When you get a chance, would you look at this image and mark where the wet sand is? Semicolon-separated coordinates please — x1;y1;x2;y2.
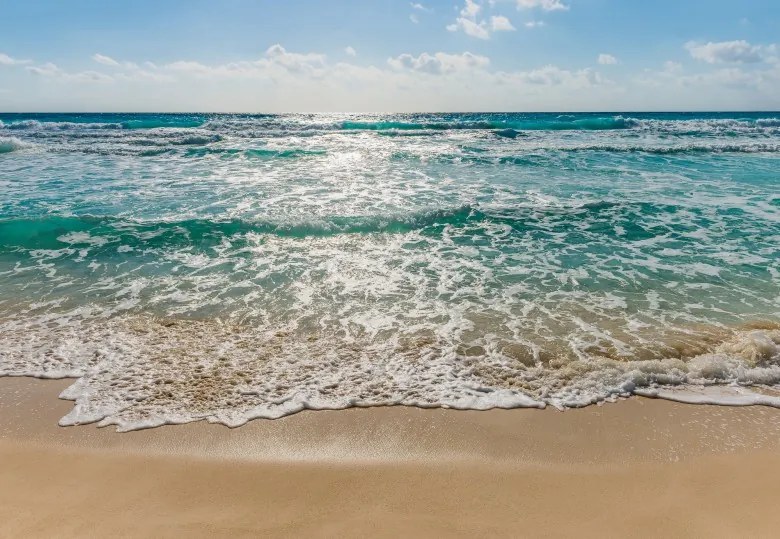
2;376;780;537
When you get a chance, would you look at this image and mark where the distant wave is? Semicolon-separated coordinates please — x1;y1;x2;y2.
183;147;327;158
1;120;121;130
4;114;780;136
4;113;780;159
0;201;692;251
0;118;205;130
29;144;323;158
756;118;780;127
341;117;634;132
389;143;780;166
557;143;780;154
229;115;780;134
618;117;780;135
232;115;780;135
119;118;206;129
171;134;223;145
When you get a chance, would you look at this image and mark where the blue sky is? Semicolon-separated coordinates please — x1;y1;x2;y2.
1;0;779;111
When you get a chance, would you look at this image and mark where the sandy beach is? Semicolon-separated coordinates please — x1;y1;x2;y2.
0;377;779;538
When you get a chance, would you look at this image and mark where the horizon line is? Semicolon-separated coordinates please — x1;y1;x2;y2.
3;110;780;115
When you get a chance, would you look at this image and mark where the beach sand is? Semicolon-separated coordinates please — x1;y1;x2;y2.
2;377;780;537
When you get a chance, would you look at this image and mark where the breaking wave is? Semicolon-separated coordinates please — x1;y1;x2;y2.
0;206;487;249
341;117;635;132
0;137;30;154
183;147;326;158
0;116;206;131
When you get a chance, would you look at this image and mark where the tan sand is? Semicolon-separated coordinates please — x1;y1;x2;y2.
1;376;780;537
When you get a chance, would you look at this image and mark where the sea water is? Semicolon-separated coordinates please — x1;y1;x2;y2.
0;112;778;430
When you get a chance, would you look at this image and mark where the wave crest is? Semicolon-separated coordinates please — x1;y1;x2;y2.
183;147;326;158
0;206;482;250
0;137;30;154
0;117;205;131
341;117;633;132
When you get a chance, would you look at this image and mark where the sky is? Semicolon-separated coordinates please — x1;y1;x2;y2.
0;0;779;112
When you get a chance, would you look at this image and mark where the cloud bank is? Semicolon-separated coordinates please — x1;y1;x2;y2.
1;39;779;112
686;40;777;64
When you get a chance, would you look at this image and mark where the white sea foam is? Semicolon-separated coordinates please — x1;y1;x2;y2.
1;315;778;431
56;231;110;246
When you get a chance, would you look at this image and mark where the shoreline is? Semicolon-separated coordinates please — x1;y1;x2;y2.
2;377;780;537
4;376;780;464
3;314;779;432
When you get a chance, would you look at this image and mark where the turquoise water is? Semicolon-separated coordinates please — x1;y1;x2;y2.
1;112;779;430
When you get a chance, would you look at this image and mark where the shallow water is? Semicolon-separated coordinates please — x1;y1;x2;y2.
1;112;779;430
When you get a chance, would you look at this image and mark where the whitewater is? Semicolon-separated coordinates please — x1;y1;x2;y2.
0;112;779;431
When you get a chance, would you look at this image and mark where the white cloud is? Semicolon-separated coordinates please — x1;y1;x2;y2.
410;2;431;11
165;60;211;74
26;62;62;77
28;46;324;85
447;17;490;40
72;71;115;83
491;15;516;31
598;53;618;65
685;40;771;64
388;51;490;74
159;45;328;81
524;20;545;28
754;43;776;62
345;46;357;57
264;44;326;72
461;0;482;18
26;62;114;83
505;64;605;87
448;1;515;39
663;61;683;74
686;67;758;87
630;57;780;110
0;53;30;66
90;54;151;75
516;0;569;11
92;53;120;66
409;2;432;24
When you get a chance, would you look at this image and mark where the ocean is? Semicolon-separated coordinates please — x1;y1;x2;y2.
1;112;779;430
